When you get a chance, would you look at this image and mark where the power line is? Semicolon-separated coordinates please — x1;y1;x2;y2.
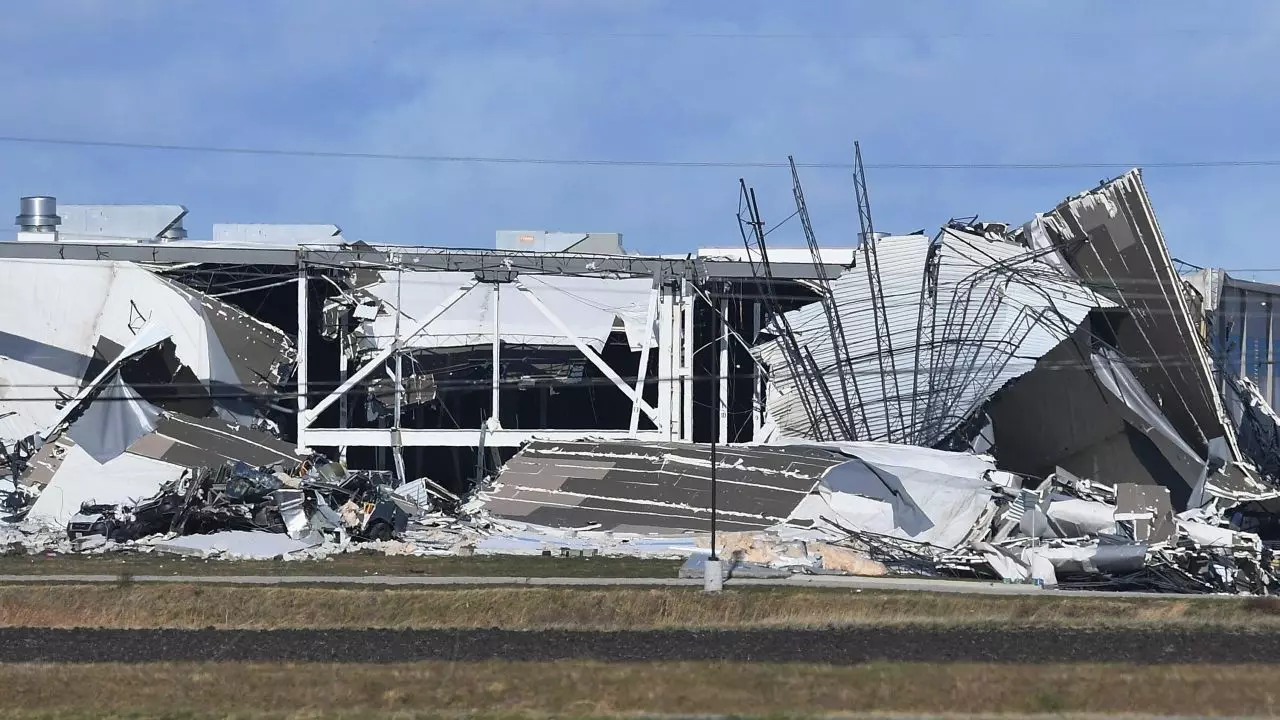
473;28;1252;41
4;134;1280;172
92;15;1269;42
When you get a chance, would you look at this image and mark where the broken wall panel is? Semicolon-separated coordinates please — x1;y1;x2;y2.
0;259;295;435
25;441;187;526
162;276;296;392
1224;374;1280;481
1038;170;1234;461
985;331;1207;505
482;440;847;533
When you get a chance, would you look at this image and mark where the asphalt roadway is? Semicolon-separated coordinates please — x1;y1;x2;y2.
2;627;1279;664
0;572;1254;599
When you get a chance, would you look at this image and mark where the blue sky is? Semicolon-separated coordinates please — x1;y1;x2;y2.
1;1;1278;275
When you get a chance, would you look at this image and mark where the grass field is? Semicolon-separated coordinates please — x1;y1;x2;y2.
3;583;1280;630
0;551;681;578
0;661;1277;718
5;565;1279;718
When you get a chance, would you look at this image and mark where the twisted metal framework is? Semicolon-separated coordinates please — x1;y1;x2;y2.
853;141;904;442
789;156;867;440
737;179;830;440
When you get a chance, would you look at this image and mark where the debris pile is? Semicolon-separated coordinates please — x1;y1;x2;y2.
2;169;1280;594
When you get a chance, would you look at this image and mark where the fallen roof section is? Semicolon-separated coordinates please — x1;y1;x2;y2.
478;440;843;534
1030;170;1238;465
479;439;1011;551
0;258;294;439
754;230;1114;446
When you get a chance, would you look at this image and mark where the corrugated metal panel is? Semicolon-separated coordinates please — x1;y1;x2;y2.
757;233;1113;445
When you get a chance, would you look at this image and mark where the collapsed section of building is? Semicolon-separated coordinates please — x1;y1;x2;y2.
1;169;1278;593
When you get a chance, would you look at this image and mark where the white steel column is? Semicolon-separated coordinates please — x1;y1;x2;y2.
629;275;660;436
718;296;730;444
491;282;501;425
338;335;349;464
681;278;694;442
392;268;405;481
752;301;763;441
295;262;309;453
657;284;674;440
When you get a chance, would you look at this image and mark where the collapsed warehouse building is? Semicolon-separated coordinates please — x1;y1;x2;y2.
0;165;1278;592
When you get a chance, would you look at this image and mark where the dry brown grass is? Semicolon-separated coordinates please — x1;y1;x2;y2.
1;661;1279;718
0;551;679;578
3;584;1280;630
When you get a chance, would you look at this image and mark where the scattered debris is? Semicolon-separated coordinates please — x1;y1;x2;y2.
3;170;1280;595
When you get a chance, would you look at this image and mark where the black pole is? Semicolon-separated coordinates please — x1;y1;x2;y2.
709;298;719;561
710;438;718;561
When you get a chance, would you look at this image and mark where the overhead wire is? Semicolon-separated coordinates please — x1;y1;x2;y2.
4;134;1280;172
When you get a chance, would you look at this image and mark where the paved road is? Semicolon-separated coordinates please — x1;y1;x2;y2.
0;573;1251;599
2;627;1277;664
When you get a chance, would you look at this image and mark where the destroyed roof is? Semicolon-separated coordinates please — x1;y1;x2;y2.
482;439;1011;550
754;230;1114;446
1027;169;1237;463
0;258;294;439
481;440;844;534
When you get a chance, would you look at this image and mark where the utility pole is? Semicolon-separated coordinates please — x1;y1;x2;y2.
704;298;724;593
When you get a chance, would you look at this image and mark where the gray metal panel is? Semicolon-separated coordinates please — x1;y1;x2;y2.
59;205;187;241
561;233;623;255
132;414;296;468
484;440;846;533
211;224;340;246
1043;170;1232;460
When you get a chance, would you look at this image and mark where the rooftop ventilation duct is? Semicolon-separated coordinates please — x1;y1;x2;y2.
16;196;59;233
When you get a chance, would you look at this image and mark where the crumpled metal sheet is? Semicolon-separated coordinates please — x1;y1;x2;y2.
0;259;294;438
479;439;1012;552
754;230;1115;446
1038;170;1239;468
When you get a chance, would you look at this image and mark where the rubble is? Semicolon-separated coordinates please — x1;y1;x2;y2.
1;170;1279;595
